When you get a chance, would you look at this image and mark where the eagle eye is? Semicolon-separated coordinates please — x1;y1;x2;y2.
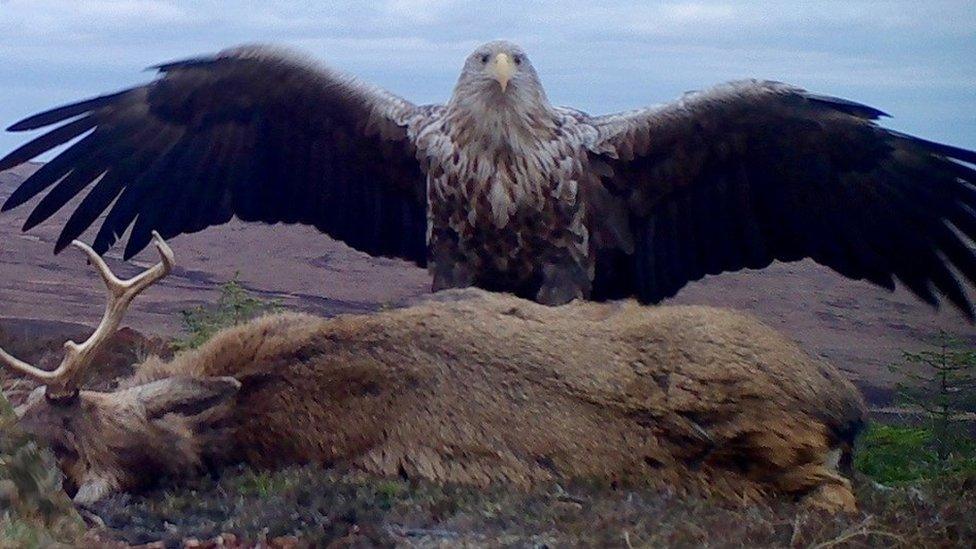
480;54;489;64
513;55;523;65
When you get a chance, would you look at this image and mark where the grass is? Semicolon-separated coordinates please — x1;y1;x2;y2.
77;463;976;547
855;423;976;484
855;332;976;486
228;468;303;499
0;393;84;549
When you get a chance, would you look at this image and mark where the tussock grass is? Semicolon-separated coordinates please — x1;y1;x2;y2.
0;393;84;549
75;463;976;547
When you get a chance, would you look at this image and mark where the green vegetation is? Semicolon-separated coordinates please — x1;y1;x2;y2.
82;465;976;547
894;331;976;458
227;468;302;499
0;393;84;548
374;479;407;509
856;331;976;485
856;424;976;484
175;274;280;350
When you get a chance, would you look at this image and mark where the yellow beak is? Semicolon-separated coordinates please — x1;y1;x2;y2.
490;53;515;92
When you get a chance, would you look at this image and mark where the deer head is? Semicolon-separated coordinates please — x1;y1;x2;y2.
2;233;239;503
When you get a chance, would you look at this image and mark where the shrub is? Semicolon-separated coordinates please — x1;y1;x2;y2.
893;330;976;460
175;274;280;350
857;332;976;484
0;392;84;547
855;424;976;483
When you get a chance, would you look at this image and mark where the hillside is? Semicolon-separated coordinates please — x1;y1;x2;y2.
2;164;974;404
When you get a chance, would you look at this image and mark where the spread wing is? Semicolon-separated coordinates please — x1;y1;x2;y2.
588;80;976;317
0;45;432;265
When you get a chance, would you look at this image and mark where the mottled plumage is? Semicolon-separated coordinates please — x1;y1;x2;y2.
2;41;976;313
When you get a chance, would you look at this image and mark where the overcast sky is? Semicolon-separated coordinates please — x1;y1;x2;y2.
0;0;973;156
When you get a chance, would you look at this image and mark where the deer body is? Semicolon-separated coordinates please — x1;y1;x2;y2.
5;238;866;511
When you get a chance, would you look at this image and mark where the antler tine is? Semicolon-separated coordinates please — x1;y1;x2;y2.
69;231;175;301
69;239;125;296
0;231;175;394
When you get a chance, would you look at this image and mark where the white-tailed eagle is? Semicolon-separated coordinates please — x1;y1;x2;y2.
2;41;976;313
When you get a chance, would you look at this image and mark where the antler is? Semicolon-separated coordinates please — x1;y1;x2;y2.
0;231;174;397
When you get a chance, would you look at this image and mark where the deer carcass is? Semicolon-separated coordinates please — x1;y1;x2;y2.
2;234;866;511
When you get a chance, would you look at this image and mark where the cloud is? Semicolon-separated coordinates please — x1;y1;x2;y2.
0;0;972;151
3;0;187;30
380;0;457;24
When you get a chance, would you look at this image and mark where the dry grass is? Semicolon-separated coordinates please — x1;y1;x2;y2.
70;464;975;547
0;392;85;548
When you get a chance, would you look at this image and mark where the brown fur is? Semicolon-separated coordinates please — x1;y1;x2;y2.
14;289;866;510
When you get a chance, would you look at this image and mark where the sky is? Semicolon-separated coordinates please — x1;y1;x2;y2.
0;0;974;157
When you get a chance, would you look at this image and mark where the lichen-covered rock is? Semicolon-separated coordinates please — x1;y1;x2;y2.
0;391;84;547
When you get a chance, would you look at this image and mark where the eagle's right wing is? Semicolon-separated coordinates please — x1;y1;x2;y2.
0;44;432;265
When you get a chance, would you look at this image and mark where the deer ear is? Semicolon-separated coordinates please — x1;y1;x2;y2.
130;376;241;419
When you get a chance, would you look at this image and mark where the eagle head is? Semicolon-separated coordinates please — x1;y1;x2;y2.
451;41;550;114
448;41;556;149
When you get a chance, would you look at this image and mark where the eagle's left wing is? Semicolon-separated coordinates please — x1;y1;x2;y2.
587;80;976;317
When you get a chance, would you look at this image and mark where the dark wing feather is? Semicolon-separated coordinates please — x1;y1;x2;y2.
588;80;976;318
0;45;431;265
